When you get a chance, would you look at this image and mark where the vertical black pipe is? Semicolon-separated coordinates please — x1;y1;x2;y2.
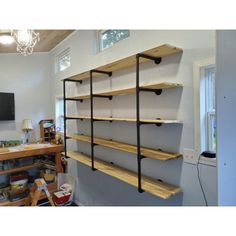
136;54;142;192
63;79;67;158
90;71;95;170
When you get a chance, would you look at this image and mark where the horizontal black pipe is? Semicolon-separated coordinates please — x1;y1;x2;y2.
137;53;162;64
91;69;112;77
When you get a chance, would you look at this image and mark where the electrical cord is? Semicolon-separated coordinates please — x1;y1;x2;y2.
197;153;208;206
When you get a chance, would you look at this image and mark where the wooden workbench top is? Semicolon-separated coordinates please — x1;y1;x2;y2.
0;143;64;161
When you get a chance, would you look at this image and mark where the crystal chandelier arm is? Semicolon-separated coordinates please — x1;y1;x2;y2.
11;30;40;56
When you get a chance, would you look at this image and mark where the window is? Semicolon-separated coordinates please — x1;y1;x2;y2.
205;67;216;152
194;58;216;165
55;98;64;132
99;30;130;51
55;48;71;73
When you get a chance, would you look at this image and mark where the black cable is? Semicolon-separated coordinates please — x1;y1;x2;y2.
197;153;208;206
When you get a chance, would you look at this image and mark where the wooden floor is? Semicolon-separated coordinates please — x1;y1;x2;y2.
65;151;181;199
67;134;182;161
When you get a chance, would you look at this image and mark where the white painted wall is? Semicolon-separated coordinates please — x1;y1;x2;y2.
216;30;236;205
0;53;53;142
50;30;217;206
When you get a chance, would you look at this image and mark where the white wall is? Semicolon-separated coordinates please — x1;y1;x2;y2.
50;30;217;206
0;53;53;142
216;30;236;205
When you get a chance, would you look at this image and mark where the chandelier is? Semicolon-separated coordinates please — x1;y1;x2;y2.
11;30;40;56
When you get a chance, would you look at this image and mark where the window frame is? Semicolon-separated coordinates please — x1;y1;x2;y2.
98;30;130;51
193;58;216;166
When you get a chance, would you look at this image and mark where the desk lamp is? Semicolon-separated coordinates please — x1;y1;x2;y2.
22;119;33;143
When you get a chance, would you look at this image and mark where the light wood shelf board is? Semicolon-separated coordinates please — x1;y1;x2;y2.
65;151;181;199
68;134;181;161
64;44;182;82
66;115;182;124
66;82;182;101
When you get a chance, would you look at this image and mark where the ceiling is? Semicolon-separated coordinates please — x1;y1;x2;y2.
0;30;74;53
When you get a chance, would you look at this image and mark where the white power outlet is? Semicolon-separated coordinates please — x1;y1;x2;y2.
183;148;197;164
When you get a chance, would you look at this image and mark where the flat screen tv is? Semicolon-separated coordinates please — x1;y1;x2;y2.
0;93;15;121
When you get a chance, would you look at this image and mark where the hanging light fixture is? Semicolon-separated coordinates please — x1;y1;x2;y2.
11;30;40;56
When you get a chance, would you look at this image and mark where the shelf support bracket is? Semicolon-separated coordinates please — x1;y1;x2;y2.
65;98;84;102
137;53;162;64
136;54;144;193
93;94;113;100
65;78;83;84
63;79;68;159
139;88;162;96
91;69;112;77
155;118;162;127
90;69;112;171
135;53;162;193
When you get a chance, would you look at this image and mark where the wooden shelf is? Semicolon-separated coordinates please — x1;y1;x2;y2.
66;115;182;124
64;44;182;82
0;197;30;206
66;82;182;101
0;182;57;206
67;134;181;161
0;163;43;175
65;151;181;199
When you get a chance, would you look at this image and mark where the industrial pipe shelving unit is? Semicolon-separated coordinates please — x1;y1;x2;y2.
62;44;183;199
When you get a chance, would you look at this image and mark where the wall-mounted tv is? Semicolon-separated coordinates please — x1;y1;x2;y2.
0;93;15;121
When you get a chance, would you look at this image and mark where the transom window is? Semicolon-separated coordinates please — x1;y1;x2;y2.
99;30;130;51
55;48;71;73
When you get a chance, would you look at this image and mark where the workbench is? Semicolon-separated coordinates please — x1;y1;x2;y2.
0;143;64;206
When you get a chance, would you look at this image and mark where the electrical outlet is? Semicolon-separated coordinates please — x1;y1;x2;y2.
183;148;197;164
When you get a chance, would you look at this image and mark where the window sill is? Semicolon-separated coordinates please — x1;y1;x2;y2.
199;156;216;167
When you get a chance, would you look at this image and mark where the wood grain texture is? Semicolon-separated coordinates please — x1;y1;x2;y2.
0;30;74;53
66;115;182;124
0;144;64;161
66;82;183;101
68;134;182;161
65;151;181;199
64;44;182;81
0;148;9;153
0;163;43;175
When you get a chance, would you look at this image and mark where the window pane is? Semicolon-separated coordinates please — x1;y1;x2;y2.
59;54;71;72
100;30;130;50
203;65;216;153
205;67;215;111
56;48;71;73
208;113;216;152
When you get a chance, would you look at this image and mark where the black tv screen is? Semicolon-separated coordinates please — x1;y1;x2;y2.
0;93;15;121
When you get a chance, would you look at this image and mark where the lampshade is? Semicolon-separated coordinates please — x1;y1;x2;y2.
22;119;33;131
